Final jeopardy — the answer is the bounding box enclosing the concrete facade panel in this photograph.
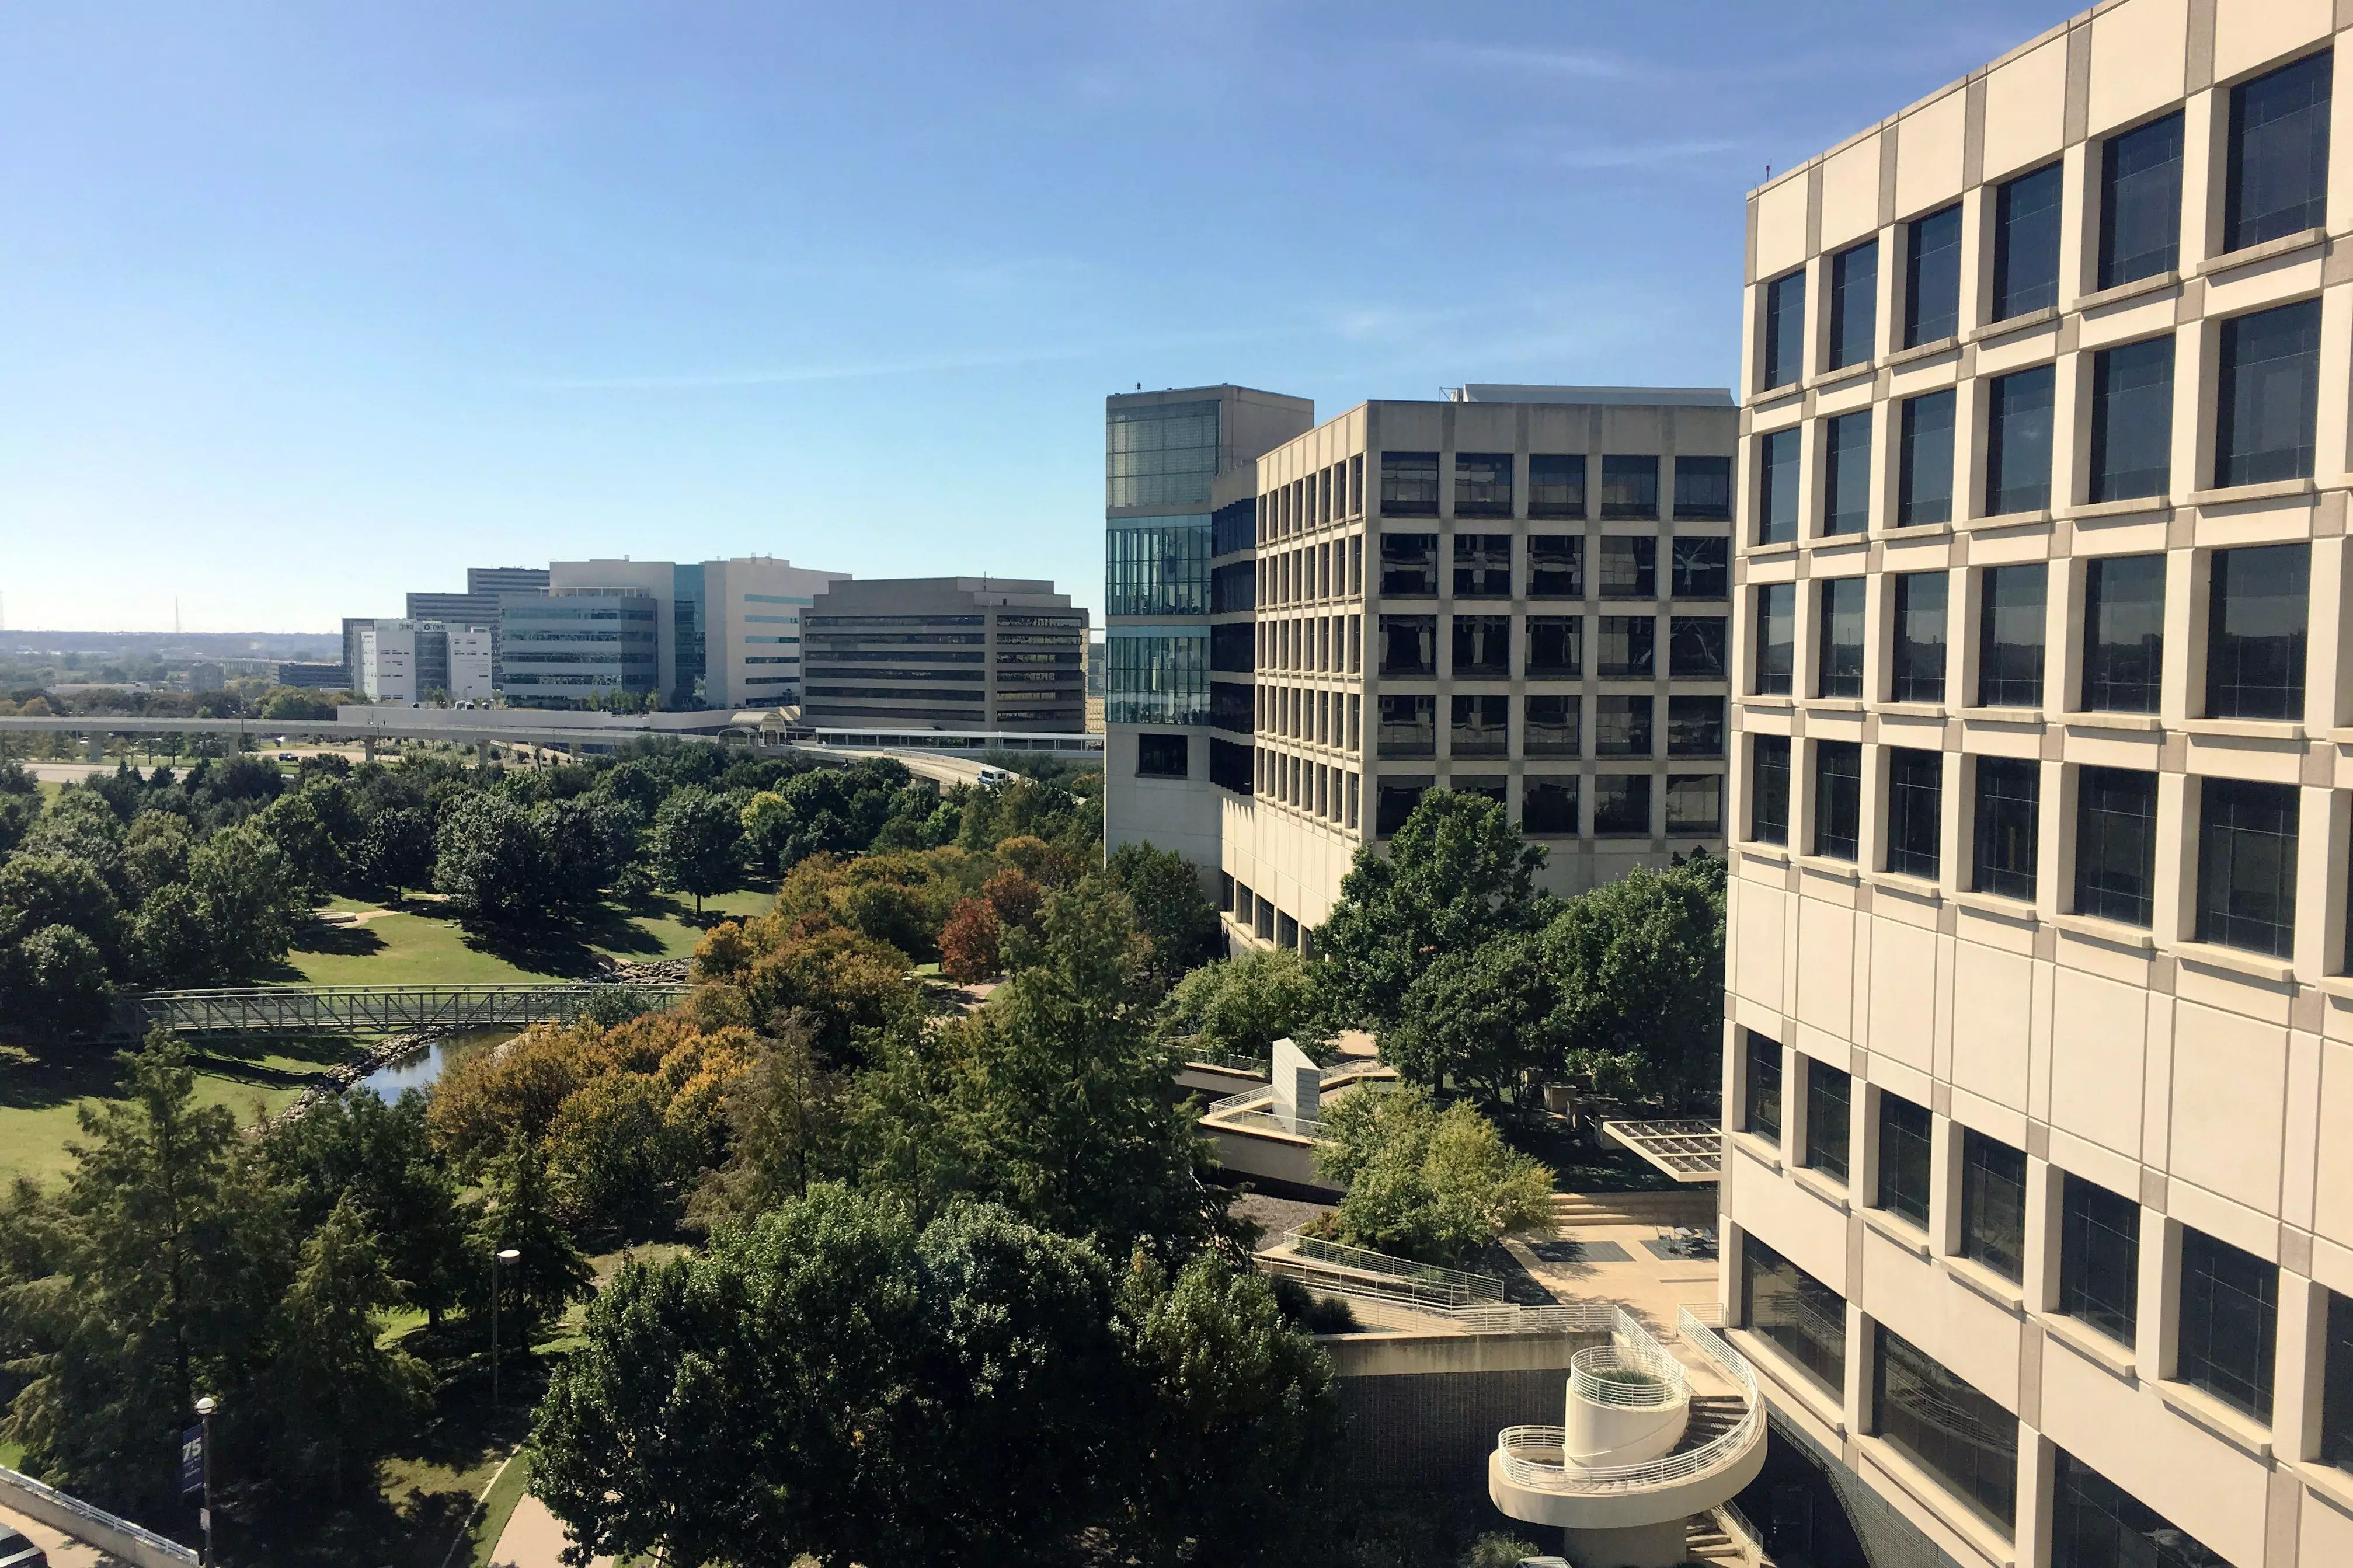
[2167,999,2289,1215]
[1948,939,2034,1111]
[1982,38,2069,182]
[1817,135,1882,250]
[2313,1037,2353,1245]
[2049,964,2150,1158]
[1755,177,1809,281]
[2086,0,2191,135]
[1797,896,1857,1037]
[1866,914,1940,1072]
[2212,0,2333,85]
[1893,90,1969,219]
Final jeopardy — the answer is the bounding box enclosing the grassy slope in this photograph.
[284,887,774,987]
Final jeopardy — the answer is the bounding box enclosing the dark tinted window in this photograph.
[1878,1093,1933,1228]
[2177,1228,2277,1422]
[1595,695,1653,757]
[1454,452,1513,517]
[1378,615,1436,677]
[1743,1234,1847,1398]
[1673,455,1732,521]
[1805,1061,1851,1182]
[1523,775,1579,835]
[2215,299,2321,486]
[2206,543,2307,719]
[1671,536,1729,598]
[1752,736,1791,845]
[1524,695,1579,758]
[1828,238,1878,371]
[1592,773,1652,836]
[1376,778,1431,837]
[1822,410,1872,535]
[1959,1130,2027,1283]
[2082,554,2165,712]
[1529,454,1586,519]
[1600,456,1659,520]
[1527,616,1582,677]
[1973,757,2041,901]
[1764,270,1807,389]
[1452,615,1509,678]
[1814,740,1861,860]
[1596,616,1655,679]
[1886,748,1942,880]
[2100,110,2185,287]
[1978,563,2046,707]
[1379,532,1439,596]
[1892,572,1948,703]
[1667,695,1725,757]
[1529,535,1583,598]
[2075,766,2159,928]
[1669,616,1727,679]
[1136,733,1188,777]
[1990,162,2063,319]
[2225,50,2333,252]
[2322,1291,2353,1469]
[1875,1328,2017,1529]
[2052,1447,2227,1568]
[1376,695,1435,758]
[1210,621,1254,672]
[1453,534,1511,597]
[1598,536,1656,598]
[1816,579,1864,699]
[1380,451,1439,515]
[2089,335,2174,502]
[1759,428,1801,544]
[1208,737,1254,793]
[1986,363,2056,514]
[1904,203,1964,346]
[2198,778,2299,957]
[1451,694,1508,757]
[1210,680,1252,736]
[2058,1173,2140,1346]
[1898,390,1957,525]
[1755,583,1794,695]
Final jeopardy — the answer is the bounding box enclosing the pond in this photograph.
[360,1028,516,1099]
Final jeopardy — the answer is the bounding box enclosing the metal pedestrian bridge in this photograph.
[128,982,693,1036]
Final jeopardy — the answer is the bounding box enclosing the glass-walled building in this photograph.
[499,590,660,705]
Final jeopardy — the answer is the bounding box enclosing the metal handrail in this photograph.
[1283,1231,1506,1305]
[1181,1050,1271,1076]
[1494,1308,1762,1494]
[1570,1334,1689,1408]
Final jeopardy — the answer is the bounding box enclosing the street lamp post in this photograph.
[193,1395,217,1568]
[492,1248,521,1409]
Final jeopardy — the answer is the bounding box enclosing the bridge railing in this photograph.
[131,982,693,1034]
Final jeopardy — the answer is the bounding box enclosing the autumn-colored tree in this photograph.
[982,866,1045,938]
[939,897,1002,984]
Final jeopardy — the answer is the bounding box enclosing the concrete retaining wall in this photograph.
[1325,1329,1606,1490]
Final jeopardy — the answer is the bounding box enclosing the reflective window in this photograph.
[1959,1130,2027,1283]
[1743,1234,1847,1398]
[1209,560,1255,615]
[1891,572,1948,703]
[1764,270,1806,389]
[1136,733,1189,778]
[1990,162,2063,320]
[2099,110,2184,288]
[1822,410,1872,535]
[1379,532,1440,597]
[1754,583,1794,695]
[1595,695,1654,757]
[1898,390,1957,526]
[1904,203,1964,346]
[1599,536,1656,598]
[1759,428,1802,544]
[1376,695,1436,758]
[1877,1093,1933,1228]
[2322,1290,2353,1469]
[1668,616,1727,679]
[2224,50,2333,252]
[1592,773,1652,835]
[1527,617,1583,677]
[1875,1327,2017,1529]
[1600,456,1660,520]
[1106,518,1212,616]
[1107,399,1217,508]
[1816,579,1865,698]
[1756,1036,1788,1141]
[1674,456,1732,521]
[1530,454,1586,519]
[1454,452,1513,517]
[1828,239,1878,371]
[1986,364,2056,515]
[1376,778,1432,837]
[1209,680,1251,736]
[1667,696,1725,758]
[1978,563,2047,708]
[2053,1447,2227,1568]
[2197,778,2299,957]
[2206,543,2307,719]
[1210,622,1254,673]
[1378,615,1436,677]
[1886,748,1942,880]
[1805,1061,1851,1182]
[1451,694,1508,758]
[1529,535,1583,598]
[1209,737,1252,795]
[2059,1173,2140,1347]
[1814,740,1861,860]
[1380,451,1440,516]
[1454,534,1512,597]
[2089,336,2174,503]
[1523,775,1579,835]
[1452,615,1509,678]
[1211,496,1257,557]
[1752,736,1791,846]
[2075,766,2159,928]
[2082,554,2166,712]
[1596,616,1655,679]
[2177,1227,2277,1422]
[1671,536,1729,598]
[1666,773,1722,834]
[1973,757,2041,901]
[2215,300,2321,486]
[1524,695,1579,758]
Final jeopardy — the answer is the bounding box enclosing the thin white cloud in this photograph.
[1418,41,1638,80]
[1555,137,1745,170]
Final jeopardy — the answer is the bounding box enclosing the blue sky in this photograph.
[1,1,2075,633]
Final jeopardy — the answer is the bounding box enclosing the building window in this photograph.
[1451,695,1508,758]
[1377,695,1436,758]
[1743,1234,1847,1398]
[1106,517,1212,615]
[2224,50,2333,253]
[2176,1228,2277,1423]
[1527,616,1583,678]
[1977,563,2046,708]
[1877,1093,1932,1228]
[1814,740,1861,860]
[1891,572,1947,703]
[2051,1447,2226,1568]
[1529,455,1585,518]
[1380,452,1439,516]
[2074,766,2159,928]
[1805,1061,1851,1182]
[2321,1291,2353,1469]
[1529,535,1583,598]
[2098,110,2184,288]
[1105,630,1210,726]
[1673,455,1732,521]
[1378,615,1436,677]
[2197,778,2299,957]
[1596,616,1655,679]
[1764,270,1806,389]
[1592,773,1652,837]
[1903,203,1964,347]
[1668,696,1725,758]
[1754,583,1794,696]
[2058,1173,2140,1347]
[1136,733,1189,778]
[2214,299,2322,486]
[1524,696,1579,758]
[1752,736,1791,845]
[1454,452,1513,517]
[1595,695,1654,758]
[1898,389,1957,525]
[1670,536,1729,599]
[2081,554,2165,713]
[1874,1327,2018,1529]
[1666,774,1722,835]
[1972,757,2040,901]
[1208,737,1254,794]
[1816,579,1864,699]
[1210,622,1255,673]
[1379,532,1439,597]
[1759,428,1801,545]
[1210,560,1256,615]
[2088,336,2174,503]
[1958,1130,2027,1283]
[1828,238,1878,371]
[1600,456,1659,520]
[1821,410,1872,535]
[1668,617,1726,679]
[1452,615,1509,678]
[1597,536,1656,599]
[1376,777,1432,837]
[1258,900,1278,941]
[1990,161,2063,320]
[1986,363,2056,515]
[2206,543,2307,719]
[1108,399,1218,509]
[1886,748,1942,880]
[1451,534,1512,599]
[1523,775,1579,835]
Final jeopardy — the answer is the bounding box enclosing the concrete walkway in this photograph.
[488,1492,612,1568]
[0,1499,122,1567]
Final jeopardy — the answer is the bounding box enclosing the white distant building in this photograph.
[358,622,417,702]
[447,626,495,701]
[547,556,850,709]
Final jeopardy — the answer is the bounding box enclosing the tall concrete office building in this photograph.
[1719,6,2353,1568]
[405,566,549,688]
[801,577,1088,730]
[546,557,846,709]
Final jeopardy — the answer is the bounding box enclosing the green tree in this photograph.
[4,925,113,1039]
[130,883,211,987]
[1381,931,1557,1103]
[471,1141,593,1339]
[259,1089,472,1327]
[0,854,126,968]
[650,787,742,915]
[256,789,347,900]
[119,811,192,904]
[1541,853,1726,1109]
[690,1020,845,1228]
[432,791,553,922]
[1160,947,1327,1062]
[186,823,300,980]
[351,804,436,895]
[1313,1086,1553,1267]
[1104,841,1222,983]
[544,1074,703,1240]
[19,790,127,888]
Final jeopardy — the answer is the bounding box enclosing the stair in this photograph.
[1551,1189,1718,1228]
[1683,1517,1746,1562]
[1677,1394,1749,1446]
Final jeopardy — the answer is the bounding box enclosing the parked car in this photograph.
[276,751,299,761]
[0,1525,50,1568]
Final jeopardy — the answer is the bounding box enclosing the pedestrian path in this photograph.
[489,1492,612,1568]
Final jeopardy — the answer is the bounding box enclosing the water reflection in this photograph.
[360,1028,514,1099]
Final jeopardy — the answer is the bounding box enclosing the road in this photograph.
[0,1499,120,1566]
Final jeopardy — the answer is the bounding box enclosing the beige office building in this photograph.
[1720,5,2353,1567]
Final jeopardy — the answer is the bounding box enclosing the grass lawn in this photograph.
[281,886,776,987]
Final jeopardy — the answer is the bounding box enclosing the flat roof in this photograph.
[1600,1119,1723,1183]
[1454,385,1734,407]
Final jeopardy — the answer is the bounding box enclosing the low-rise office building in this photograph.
[800,577,1088,731]
[547,557,847,709]
[275,661,350,690]
[357,621,493,702]
[499,590,661,705]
